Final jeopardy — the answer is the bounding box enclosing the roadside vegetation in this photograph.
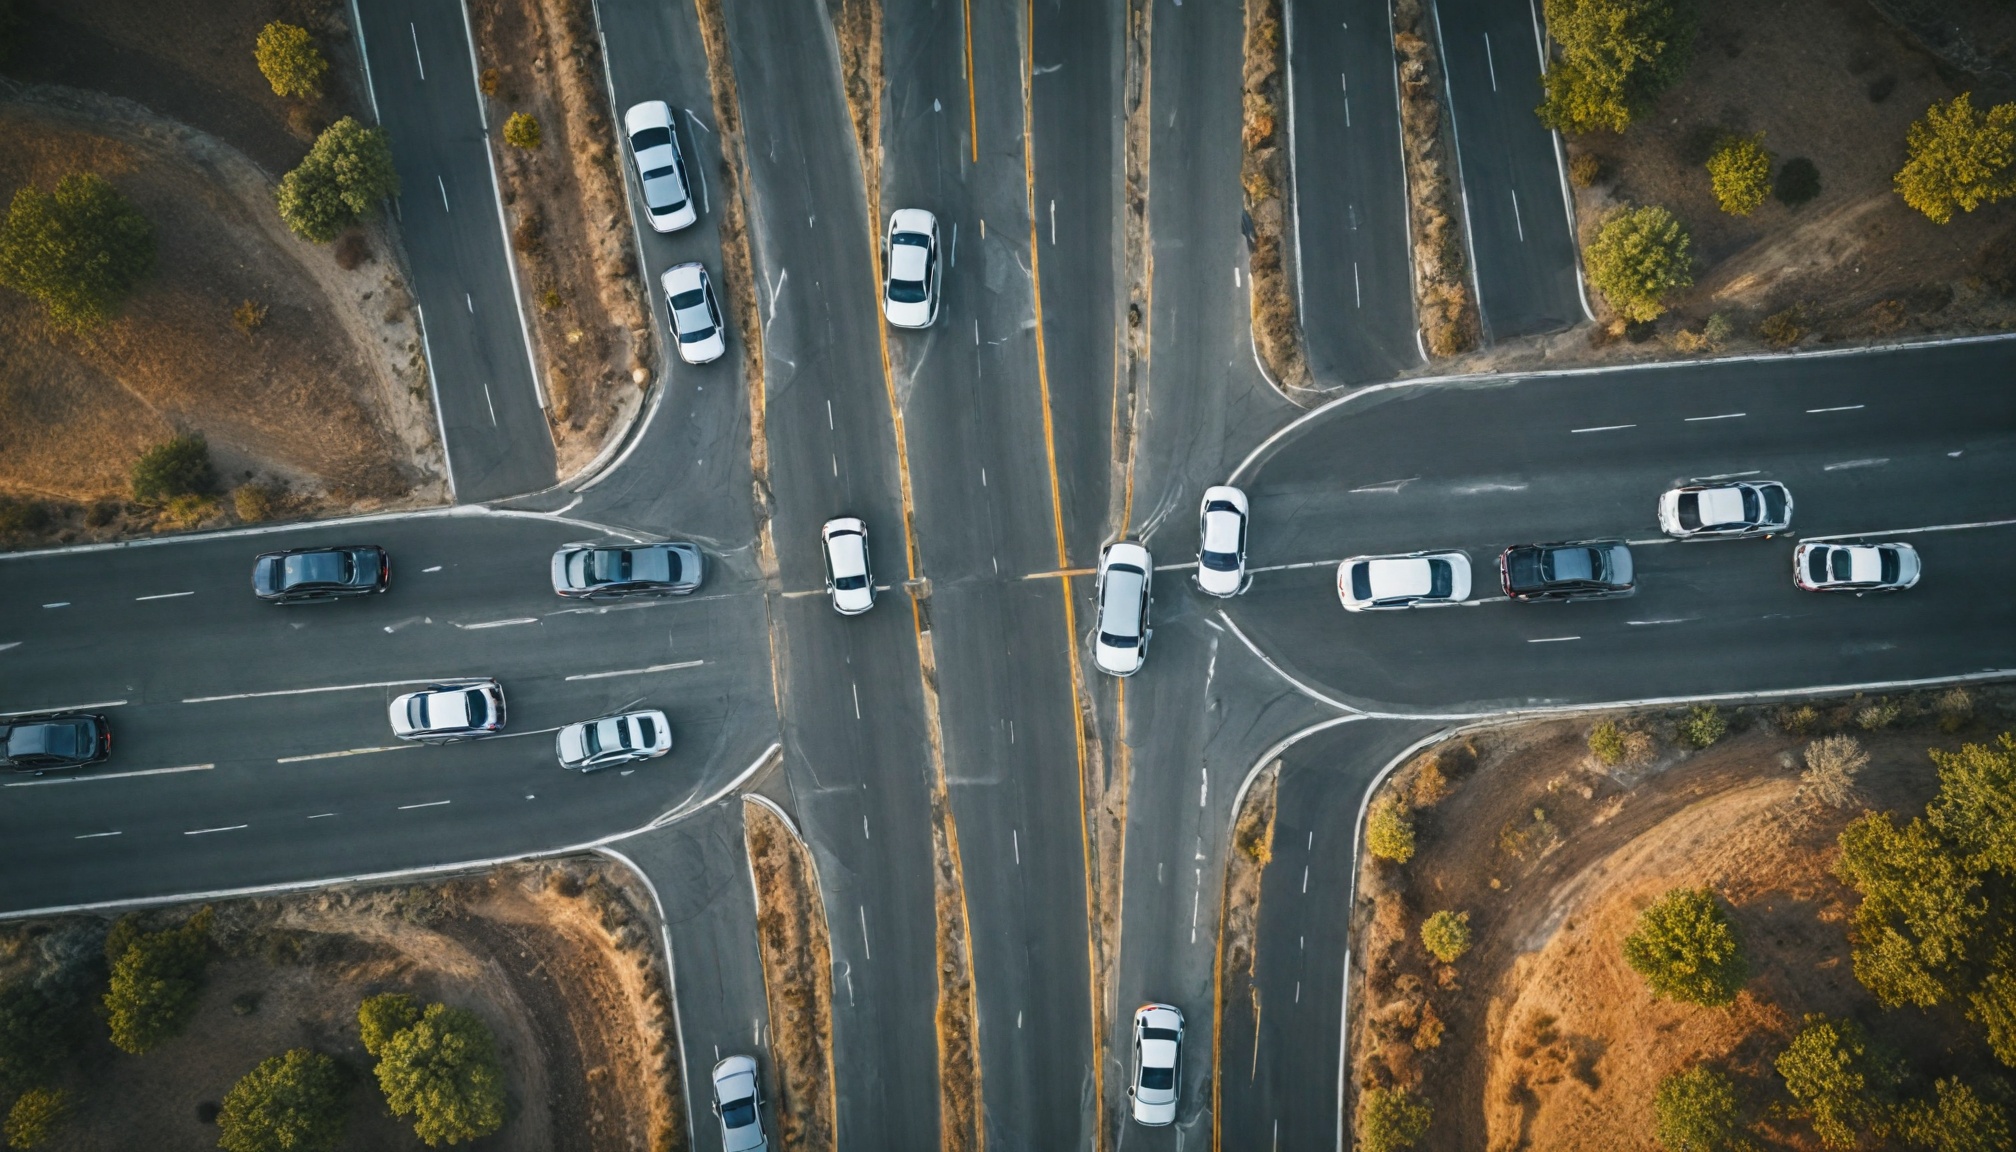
[1239,0,1312,393]
[1334,687,2016,1150]
[1522,0,2016,361]
[1391,0,1480,359]
[743,800,839,1152]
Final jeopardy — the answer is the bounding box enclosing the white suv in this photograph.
[1094,541,1153,676]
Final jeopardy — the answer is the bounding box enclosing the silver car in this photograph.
[661,262,727,365]
[550,541,704,599]
[1094,541,1153,676]
[1128,1002,1184,1126]
[1337,550,1472,611]
[388,679,505,743]
[882,208,941,328]
[1657,480,1793,539]
[1793,541,1921,593]
[711,1054,768,1151]
[622,101,696,232]
[555,709,672,771]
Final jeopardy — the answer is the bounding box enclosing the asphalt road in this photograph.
[1432,0,1584,340]
[1287,0,1422,383]
[353,0,558,500]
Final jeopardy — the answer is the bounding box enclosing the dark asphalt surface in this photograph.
[1432,0,1584,340]
[354,0,558,500]
[1287,0,1422,383]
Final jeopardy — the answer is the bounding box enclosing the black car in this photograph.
[1499,540,1636,601]
[550,542,705,598]
[1,713,111,771]
[252,546,389,603]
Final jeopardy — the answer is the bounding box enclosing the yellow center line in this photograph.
[964,0,979,163]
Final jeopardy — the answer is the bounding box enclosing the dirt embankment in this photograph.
[0,858,684,1152]
[1392,0,1479,359]
[827,0,882,230]
[1238,0,1311,396]
[1341,688,2016,1151]
[744,800,838,1152]
[470,0,652,478]
[1214,760,1280,1121]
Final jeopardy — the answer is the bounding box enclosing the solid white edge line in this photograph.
[346,0,380,122]
[1428,1,1489,347]
[6,763,212,788]
[1224,331,2016,487]
[185,678,439,704]
[0,700,126,719]
[1217,611,1359,715]
[1802,517,2016,543]
[412,302,460,503]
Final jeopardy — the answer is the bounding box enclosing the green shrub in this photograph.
[1895,93,2016,224]
[1935,688,1975,734]
[130,435,213,504]
[1759,305,1805,347]
[1777,704,1820,736]
[103,906,214,1055]
[1681,704,1727,749]
[1359,1086,1433,1152]
[1834,809,1980,1009]
[219,1048,349,1152]
[1856,698,1902,731]
[1701,311,1733,348]
[0,172,155,334]
[234,484,280,522]
[1654,1066,1753,1152]
[372,1002,507,1146]
[277,117,400,243]
[1569,151,1604,187]
[1366,798,1416,864]
[3,1087,66,1150]
[1895,1077,2012,1152]
[1586,205,1693,322]
[1420,910,1472,964]
[1774,157,1821,206]
[502,112,541,150]
[1537,0,1698,134]
[1775,1014,1900,1149]
[1706,134,1772,216]
[1623,887,1748,1006]
[1590,720,1652,766]
[358,992,421,1058]
[255,22,328,101]
[0,984,76,1095]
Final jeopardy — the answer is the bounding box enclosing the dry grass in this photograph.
[1239,0,1312,393]
[1392,0,1480,358]
[827,0,883,230]
[470,0,652,477]
[744,801,838,1152]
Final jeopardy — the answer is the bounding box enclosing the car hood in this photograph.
[557,723,589,764]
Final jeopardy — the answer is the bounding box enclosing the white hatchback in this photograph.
[622,101,697,232]
[1793,541,1921,593]
[821,517,875,615]
[1128,1002,1184,1126]
[661,262,726,364]
[388,679,506,743]
[1094,541,1153,676]
[1657,480,1793,539]
[1195,485,1249,597]
[882,208,941,328]
[1337,550,1472,611]
[555,709,673,771]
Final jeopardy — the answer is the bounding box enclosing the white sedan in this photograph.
[622,101,697,232]
[660,262,726,364]
[882,208,941,328]
[1094,541,1153,677]
[820,517,875,615]
[555,709,673,771]
[1337,550,1472,611]
[388,679,505,743]
[710,1055,768,1151]
[1657,480,1793,538]
[1128,1002,1184,1126]
[1793,541,1921,593]
[1194,485,1249,598]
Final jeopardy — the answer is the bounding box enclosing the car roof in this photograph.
[1201,506,1243,553]
[1365,556,1433,599]
[1696,486,1748,525]
[826,529,867,577]
[889,242,930,281]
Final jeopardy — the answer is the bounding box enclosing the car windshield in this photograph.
[1761,484,1788,522]
[1542,547,1596,584]
[282,551,350,588]
[407,696,432,729]
[1741,487,1760,523]
[462,691,486,725]
[721,1097,757,1129]
[1505,548,1542,590]
[635,715,657,746]
[1099,567,1145,643]
[1428,559,1453,599]
[630,126,672,151]
[1350,563,1372,602]
[1676,493,1703,530]
[1880,548,1901,584]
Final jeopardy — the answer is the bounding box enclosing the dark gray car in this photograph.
[1,713,111,771]
[1499,540,1635,601]
[550,542,705,599]
[252,546,389,603]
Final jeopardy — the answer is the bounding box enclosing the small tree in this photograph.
[1654,1066,1752,1152]
[0,172,155,334]
[1895,93,2016,224]
[130,435,213,504]
[0,985,72,1095]
[3,1087,66,1150]
[219,1048,349,1152]
[1420,910,1472,963]
[1895,1077,2012,1152]
[1775,1014,1900,1150]
[1927,733,2016,874]
[1835,810,1982,1009]
[1359,1086,1432,1152]
[255,22,328,101]
[1586,205,1693,322]
[276,117,400,243]
[1681,704,1728,749]
[1538,0,1699,134]
[1366,798,1416,864]
[1706,134,1771,216]
[1623,887,1748,1006]
[357,991,421,1058]
[373,1002,507,1146]
[502,112,541,150]
[103,906,214,1055]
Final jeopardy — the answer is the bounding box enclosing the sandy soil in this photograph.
[1344,688,2016,1151]
[470,0,651,479]
[0,859,682,1152]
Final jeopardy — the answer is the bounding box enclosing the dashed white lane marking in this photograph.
[1807,404,1865,413]
[564,660,704,681]
[74,831,121,839]
[1527,635,1581,643]
[7,763,212,787]
[1349,477,1418,493]
[408,22,424,78]
[422,566,444,573]
[1823,458,1889,471]
[0,700,125,718]
[397,800,451,811]
[1012,829,1020,864]
[859,906,871,959]
[185,678,435,704]
[1684,412,1747,422]
[0,642,19,653]
[40,602,68,608]
[456,616,536,630]
[307,813,337,820]
[1626,618,1693,626]
[184,824,248,836]
[436,175,449,213]
[135,591,194,601]
[1483,32,1499,91]
[276,745,414,763]
[852,682,862,720]
[1571,424,1635,433]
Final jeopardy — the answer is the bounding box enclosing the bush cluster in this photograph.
[130,435,213,504]
[1538,0,1698,134]
[1705,133,1771,216]
[255,22,328,101]
[277,118,400,243]
[103,906,214,1055]
[1366,798,1416,864]
[1419,910,1472,964]
[1586,205,1693,322]
[1680,704,1727,749]
[219,1048,349,1152]
[1359,1086,1433,1152]
[359,994,506,1146]
[502,111,542,150]
[1622,886,1748,1006]
[1895,93,2016,224]
[0,172,155,334]
[1653,1065,1751,1152]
